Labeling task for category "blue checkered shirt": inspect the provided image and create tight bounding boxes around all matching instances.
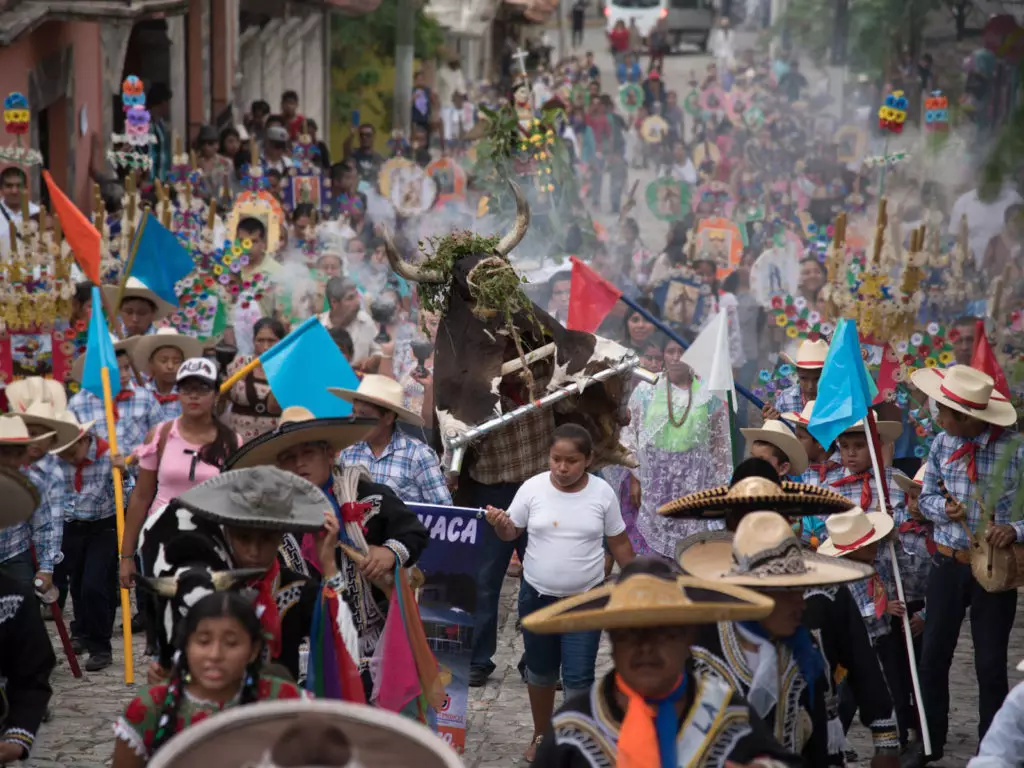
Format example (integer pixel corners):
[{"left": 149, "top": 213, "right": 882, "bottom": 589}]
[
  {"left": 340, "top": 430, "right": 452, "bottom": 505},
  {"left": 774, "top": 384, "right": 804, "bottom": 415},
  {"left": 58, "top": 434, "right": 120, "bottom": 522},
  {"left": 919, "top": 427, "right": 1024, "bottom": 551},
  {"left": 845, "top": 539, "right": 921, "bottom": 640},
  {"left": 145, "top": 383, "right": 182, "bottom": 422},
  {"left": 0, "top": 462, "right": 61, "bottom": 571},
  {"left": 830, "top": 465, "right": 906, "bottom": 519},
  {"left": 68, "top": 384, "right": 163, "bottom": 495},
  {"left": 797, "top": 455, "right": 844, "bottom": 546}
]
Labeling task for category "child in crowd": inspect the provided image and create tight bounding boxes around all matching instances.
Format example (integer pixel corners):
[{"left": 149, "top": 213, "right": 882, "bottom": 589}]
[
  {"left": 781, "top": 400, "right": 845, "bottom": 546},
  {"left": 740, "top": 418, "right": 809, "bottom": 480},
  {"left": 133, "top": 330, "right": 203, "bottom": 422}
]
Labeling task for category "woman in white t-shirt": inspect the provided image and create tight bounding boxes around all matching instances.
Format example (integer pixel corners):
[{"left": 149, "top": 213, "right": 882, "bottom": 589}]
[{"left": 485, "top": 424, "right": 635, "bottom": 762}]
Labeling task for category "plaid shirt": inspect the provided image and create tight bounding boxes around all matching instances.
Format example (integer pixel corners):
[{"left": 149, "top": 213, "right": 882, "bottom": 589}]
[
  {"left": 3, "top": 457, "right": 65, "bottom": 572},
  {"left": 830, "top": 465, "right": 906, "bottom": 519},
  {"left": 341, "top": 430, "right": 452, "bottom": 505},
  {"left": 57, "top": 434, "right": 119, "bottom": 522},
  {"left": 145, "top": 382, "right": 182, "bottom": 422},
  {"left": 846, "top": 539, "right": 923, "bottom": 640},
  {"left": 468, "top": 406, "right": 555, "bottom": 485},
  {"left": 774, "top": 383, "right": 804, "bottom": 415},
  {"left": 797, "top": 455, "right": 844, "bottom": 546},
  {"left": 920, "top": 427, "right": 1024, "bottom": 551}
]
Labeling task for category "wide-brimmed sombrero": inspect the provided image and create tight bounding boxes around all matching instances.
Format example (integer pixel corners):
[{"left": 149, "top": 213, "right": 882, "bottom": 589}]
[
  {"left": 741, "top": 419, "right": 808, "bottom": 475},
  {"left": 131, "top": 327, "right": 204, "bottom": 371},
  {"left": 101, "top": 276, "right": 177, "bottom": 322},
  {"left": 15, "top": 402, "right": 93, "bottom": 453},
  {"left": 70, "top": 335, "right": 139, "bottom": 382},
  {"left": 815, "top": 507, "right": 895, "bottom": 558},
  {"left": 175, "top": 466, "right": 331, "bottom": 532},
  {"left": 893, "top": 466, "right": 924, "bottom": 495},
  {"left": 0, "top": 466, "right": 41, "bottom": 530},
  {"left": 677, "top": 511, "right": 873, "bottom": 588},
  {"left": 329, "top": 374, "right": 424, "bottom": 426},
  {"left": 223, "top": 406, "right": 376, "bottom": 471},
  {"left": 657, "top": 475, "right": 854, "bottom": 519},
  {"left": 147, "top": 700, "right": 464, "bottom": 768},
  {"left": 911, "top": 364, "right": 1017, "bottom": 428},
  {"left": 521, "top": 572, "right": 773, "bottom": 634}
]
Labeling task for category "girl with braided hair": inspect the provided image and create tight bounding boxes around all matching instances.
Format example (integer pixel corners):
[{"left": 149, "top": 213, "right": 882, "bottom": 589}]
[{"left": 112, "top": 591, "right": 307, "bottom": 766}]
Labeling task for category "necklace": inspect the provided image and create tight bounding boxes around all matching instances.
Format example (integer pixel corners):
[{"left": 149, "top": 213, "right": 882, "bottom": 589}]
[{"left": 666, "top": 375, "right": 694, "bottom": 428}]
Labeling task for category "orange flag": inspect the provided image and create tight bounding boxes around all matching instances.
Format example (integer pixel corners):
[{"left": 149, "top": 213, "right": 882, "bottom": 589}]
[{"left": 42, "top": 171, "right": 100, "bottom": 284}]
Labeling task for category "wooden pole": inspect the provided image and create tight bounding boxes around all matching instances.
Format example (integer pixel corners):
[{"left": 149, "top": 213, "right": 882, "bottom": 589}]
[
  {"left": 113, "top": 210, "right": 149, "bottom": 314},
  {"left": 219, "top": 355, "right": 262, "bottom": 395}
]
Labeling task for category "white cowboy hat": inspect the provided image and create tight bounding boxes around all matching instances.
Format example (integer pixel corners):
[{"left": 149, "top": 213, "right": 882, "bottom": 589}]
[
  {"left": 131, "top": 328, "right": 204, "bottom": 372},
  {"left": 101, "top": 277, "right": 177, "bottom": 324},
  {"left": 837, "top": 417, "right": 903, "bottom": 444},
  {"left": 815, "top": 506, "right": 895, "bottom": 557},
  {"left": 780, "top": 399, "right": 816, "bottom": 427},
  {"left": 0, "top": 415, "right": 55, "bottom": 446},
  {"left": 892, "top": 466, "right": 925, "bottom": 496},
  {"left": 779, "top": 338, "right": 829, "bottom": 370},
  {"left": 70, "top": 335, "right": 139, "bottom": 383},
  {"left": 910, "top": 365, "right": 1017, "bottom": 428},
  {"left": 677, "top": 510, "right": 873, "bottom": 588},
  {"left": 0, "top": 466, "right": 41, "bottom": 530},
  {"left": 16, "top": 402, "right": 94, "bottom": 453},
  {"left": 224, "top": 406, "right": 375, "bottom": 471},
  {"left": 5, "top": 377, "right": 67, "bottom": 413},
  {"left": 328, "top": 373, "right": 424, "bottom": 426},
  {"left": 741, "top": 419, "right": 809, "bottom": 475}
]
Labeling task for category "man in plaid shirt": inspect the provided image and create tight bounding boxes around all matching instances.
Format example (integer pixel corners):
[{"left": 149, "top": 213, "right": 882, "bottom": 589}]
[
  {"left": 0, "top": 416, "right": 60, "bottom": 592},
  {"left": 911, "top": 365, "right": 1023, "bottom": 762},
  {"left": 762, "top": 338, "right": 828, "bottom": 421}
]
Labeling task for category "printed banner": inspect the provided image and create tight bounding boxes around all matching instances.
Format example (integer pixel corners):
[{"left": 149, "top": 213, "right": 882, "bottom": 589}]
[
  {"left": 408, "top": 503, "right": 484, "bottom": 755},
  {"left": 0, "top": 328, "right": 73, "bottom": 386}
]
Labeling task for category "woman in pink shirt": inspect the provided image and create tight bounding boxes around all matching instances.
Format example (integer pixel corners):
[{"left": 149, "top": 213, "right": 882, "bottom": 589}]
[{"left": 118, "top": 358, "right": 241, "bottom": 588}]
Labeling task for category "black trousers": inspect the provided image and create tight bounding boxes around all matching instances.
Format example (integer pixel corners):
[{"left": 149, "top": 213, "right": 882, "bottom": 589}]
[
  {"left": 919, "top": 552, "right": 1017, "bottom": 752},
  {"left": 571, "top": 20, "right": 584, "bottom": 47},
  {"left": 53, "top": 516, "right": 119, "bottom": 655}
]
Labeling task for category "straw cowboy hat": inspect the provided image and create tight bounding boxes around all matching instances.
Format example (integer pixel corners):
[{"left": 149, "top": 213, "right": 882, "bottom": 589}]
[
  {"left": 5, "top": 376, "right": 67, "bottom": 413},
  {"left": 223, "top": 406, "right": 375, "bottom": 471},
  {"left": 521, "top": 572, "right": 774, "bottom": 635},
  {"left": 101, "top": 277, "right": 177, "bottom": 323},
  {"left": 837, "top": 416, "right": 904, "bottom": 444},
  {"left": 328, "top": 374, "right": 424, "bottom": 427},
  {"left": 780, "top": 400, "right": 817, "bottom": 428},
  {"left": 70, "top": 335, "right": 139, "bottom": 383},
  {"left": 815, "top": 507, "right": 895, "bottom": 558},
  {"left": 0, "top": 466, "right": 41, "bottom": 530},
  {"left": 0, "top": 415, "right": 55, "bottom": 447},
  {"left": 779, "top": 338, "right": 829, "bottom": 370},
  {"left": 677, "top": 511, "right": 873, "bottom": 588},
  {"left": 741, "top": 419, "right": 809, "bottom": 475},
  {"left": 147, "top": 700, "right": 464, "bottom": 768},
  {"left": 16, "top": 402, "right": 94, "bottom": 454},
  {"left": 658, "top": 475, "right": 854, "bottom": 519},
  {"left": 893, "top": 466, "right": 925, "bottom": 496},
  {"left": 131, "top": 328, "right": 204, "bottom": 371},
  {"left": 175, "top": 466, "right": 332, "bottom": 533},
  {"left": 910, "top": 364, "right": 1017, "bottom": 427}
]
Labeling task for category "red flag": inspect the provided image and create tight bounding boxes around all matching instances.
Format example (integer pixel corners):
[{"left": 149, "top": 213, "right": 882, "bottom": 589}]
[
  {"left": 567, "top": 255, "right": 622, "bottom": 333},
  {"left": 42, "top": 171, "right": 101, "bottom": 285},
  {"left": 970, "top": 320, "right": 1010, "bottom": 397},
  {"left": 873, "top": 343, "right": 900, "bottom": 406}
]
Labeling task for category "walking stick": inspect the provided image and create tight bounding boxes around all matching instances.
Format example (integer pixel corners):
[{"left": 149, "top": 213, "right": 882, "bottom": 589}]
[{"left": 30, "top": 545, "right": 82, "bottom": 678}]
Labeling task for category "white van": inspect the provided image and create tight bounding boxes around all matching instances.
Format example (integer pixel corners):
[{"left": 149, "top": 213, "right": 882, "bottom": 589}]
[{"left": 604, "top": 0, "right": 714, "bottom": 51}]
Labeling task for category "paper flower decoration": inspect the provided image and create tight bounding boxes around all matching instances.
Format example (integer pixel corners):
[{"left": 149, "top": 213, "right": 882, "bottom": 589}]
[
  {"left": 124, "top": 105, "right": 152, "bottom": 147},
  {"left": 122, "top": 75, "right": 146, "bottom": 108},
  {"left": 770, "top": 294, "right": 830, "bottom": 343},
  {"left": 924, "top": 91, "right": 949, "bottom": 132},
  {"left": 3, "top": 92, "right": 29, "bottom": 135},
  {"left": 878, "top": 91, "right": 909, "bottom": 133}
]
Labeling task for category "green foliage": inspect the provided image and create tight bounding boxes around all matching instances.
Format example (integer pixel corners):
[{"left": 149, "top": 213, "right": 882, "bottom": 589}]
[{"left": 417, "top": 231, "right": 502, "bottom": 317}]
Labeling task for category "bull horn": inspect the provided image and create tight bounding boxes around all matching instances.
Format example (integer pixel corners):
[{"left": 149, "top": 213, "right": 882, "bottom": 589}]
[
  {"left": 135, "top": 575, "right": 177, "bottom": 598},
  {"left": 380, "top": 227, "right": 441, "bottom": 283},
  {"left": 493, "top": 177, "right": 531, "bottom": 258},
  {"left": 210, "top": 568, "right": 265, "bottom": 591}
]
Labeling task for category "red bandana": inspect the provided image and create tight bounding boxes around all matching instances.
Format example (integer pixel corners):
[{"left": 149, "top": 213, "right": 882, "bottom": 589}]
[
  {"left": 832, "top": 471, "right": 873, "bottom": 510},
  {"left": 153, "top": 393, "right": 179, "bottom": 405},
  {"left": 870, "top": 573, "right": 888, "bottom": 618},
  {"left": 897, "top": 520, "right": 937, "bottom": 555},
  {"left": 74, "top": 437, "right": 109, "bottom": 492},
  {"left": 112, "top": 389, "right": 133, "bottom": 421},
  {"left": 249, "top": 559, "right": 282, "bottom": 660},
  {"left": 809, "top": 461, "right": 840, "bottom": 484},
  {"left": 947, "top": 428, "right": 1003, "bottom": 484}
]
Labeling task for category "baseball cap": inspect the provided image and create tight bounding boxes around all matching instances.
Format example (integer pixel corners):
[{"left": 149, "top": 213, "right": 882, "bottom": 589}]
[
  {"left": 176, "top": 358, "right": 219, "bottom": 388},
  {"left": 266, "top": 125, "right": 289, "bottom": 143}
]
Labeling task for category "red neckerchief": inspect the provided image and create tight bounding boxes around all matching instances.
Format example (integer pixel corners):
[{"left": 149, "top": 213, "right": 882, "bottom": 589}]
[
  {"left": 870, "top": 573, "right": 888, "bottom": 618},
  {"left": 809, "top": 460, "right": 840, "bottom": 483},
  {"left": 947, "top": 427, "right": 1003, "bottom": 483},
  {"left": 74, "top": 437, "right": 109, "bottom": 492},
  {"left": 897, "top": 520, "right": 937, "bottom": 555},
  {"left": 153, "top": 392, "right": 179, "bottom": 405},
  {"left": 248, "top": 559, "right": 282, "bottom": 659},
  {"left": 832, "top": 471, "right": 873, "bottom": 510},
  {"left": 112, "top": 389, "right": 133, "bottom": 421}
]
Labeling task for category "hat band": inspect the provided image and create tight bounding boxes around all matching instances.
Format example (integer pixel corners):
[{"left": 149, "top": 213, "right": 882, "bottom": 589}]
[
  {"left": 832, "top": 526, "right": 876, "bottom": 552},
  {"left": 731, "top": 540, "right": 807, "bottom": 578},
  {"left": 797, "top": 359, "right": 824, "bottom": 368},
  {"left": 939, "top": 383, "right": 988, "bottom": 410}
]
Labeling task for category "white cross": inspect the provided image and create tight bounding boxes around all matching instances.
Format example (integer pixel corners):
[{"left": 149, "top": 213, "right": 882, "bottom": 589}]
[{"left": 511, "top": 46, "right": 530, "bottom": 75}]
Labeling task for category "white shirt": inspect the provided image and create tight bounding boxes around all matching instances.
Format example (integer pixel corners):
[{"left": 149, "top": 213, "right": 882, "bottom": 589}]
[
  {"left": 969, "top": 680, "right": 1024, "bottom": 767},
  {"left": 0, "top": 199, "right": 40, "bottom": 257},
  {"left": 508, "top": 472, "right": 624, "bottom": 597},
  {"left": 667, "top": 160, "right": 698, "bottom": 185},
  {"left": 947, "top": 184, "right": 1023, "bottom": 267},
  {"left": 317, "top": 308, "right": 381, "bottom": 362},
  {"left": 441, "top": 104, "right": 477, "bottom": 142}
]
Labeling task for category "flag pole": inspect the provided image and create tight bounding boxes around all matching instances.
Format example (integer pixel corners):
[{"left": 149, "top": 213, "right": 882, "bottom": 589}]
[
  {"left": 113, "top": 209, "right": 149, "bottom": 317},
  {"left": 219, "top": 356, "right": 263, "bottom": 395},
  {"left": 863, "top": 409, "right": 931, "bottom": 756},
  {"left": 101, "top": 365, "right": 135, "bottom": 685}
]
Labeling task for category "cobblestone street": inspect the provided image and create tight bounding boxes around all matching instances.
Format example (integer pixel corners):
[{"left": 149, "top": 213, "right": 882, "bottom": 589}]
[{"left": 30, "top": 579, "right": 1024, "bottom": 766}]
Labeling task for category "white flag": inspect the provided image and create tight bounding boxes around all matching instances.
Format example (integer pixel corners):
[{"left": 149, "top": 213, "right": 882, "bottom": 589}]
[{"left": 682, "top": 310, "right": 736, "bottom": 410}]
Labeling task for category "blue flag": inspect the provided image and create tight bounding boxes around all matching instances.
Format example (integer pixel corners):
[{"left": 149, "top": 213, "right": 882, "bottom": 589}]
[
  {"left": 128, "top": 211, "right": 193, "bottom": 305},
  {"left": 807, "top": 318, "right": 879, "bottom": 449},
  {"left": 260, "top": 317, "right": 359, "bottom": 417},
  {"left": 81, "top": 286, "right": 121, "bottom": 400}
]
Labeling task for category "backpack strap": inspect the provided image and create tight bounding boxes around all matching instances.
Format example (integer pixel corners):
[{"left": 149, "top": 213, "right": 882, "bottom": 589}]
[{"left": 155, "top": 419, "right": 175, "bottom": 469}]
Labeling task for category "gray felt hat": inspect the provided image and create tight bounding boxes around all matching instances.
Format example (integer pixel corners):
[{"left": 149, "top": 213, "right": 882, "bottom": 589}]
[{"left": 174, "top": 466, "right": 330, "bottom": 532}]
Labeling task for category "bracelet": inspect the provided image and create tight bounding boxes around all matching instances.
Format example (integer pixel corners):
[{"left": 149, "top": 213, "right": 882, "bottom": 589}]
[{"left": 120, "top": 553, "right": 135, "bottom": 560}]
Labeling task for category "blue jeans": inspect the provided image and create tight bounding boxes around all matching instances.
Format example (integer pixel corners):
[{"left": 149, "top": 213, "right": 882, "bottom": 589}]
[
  {"left": 469, "top": 481, "right": 526, "bottom": 674},
  {"left": 518, "top": 580, "right": 600, "bottom": 698}
]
